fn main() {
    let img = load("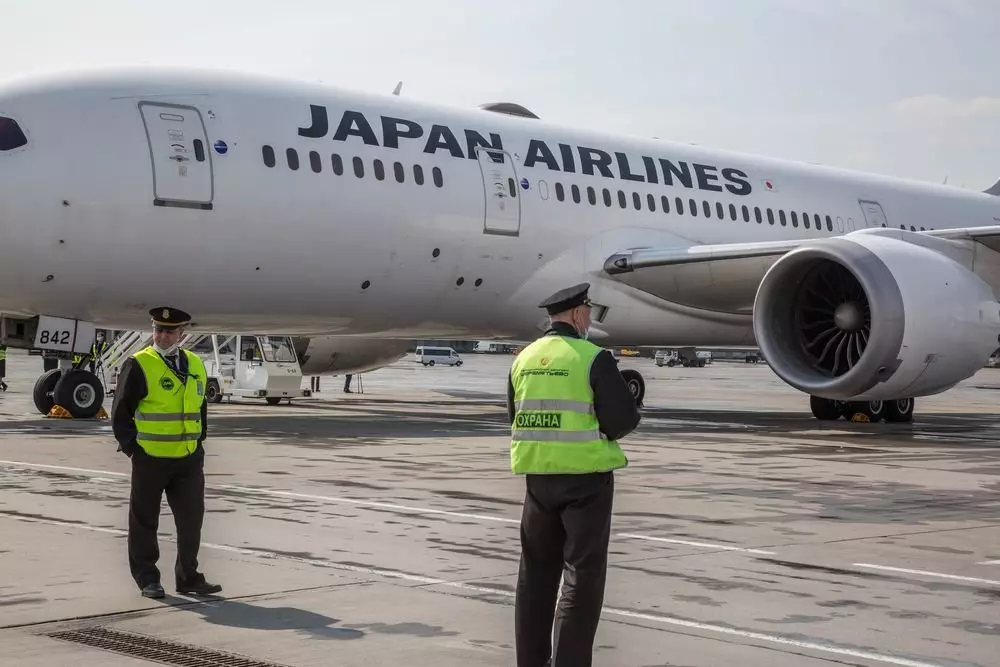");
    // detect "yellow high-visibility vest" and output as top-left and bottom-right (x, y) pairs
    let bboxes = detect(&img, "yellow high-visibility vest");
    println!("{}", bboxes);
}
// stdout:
(510, 335), (627, 475)
(132, 347), (207, 458)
